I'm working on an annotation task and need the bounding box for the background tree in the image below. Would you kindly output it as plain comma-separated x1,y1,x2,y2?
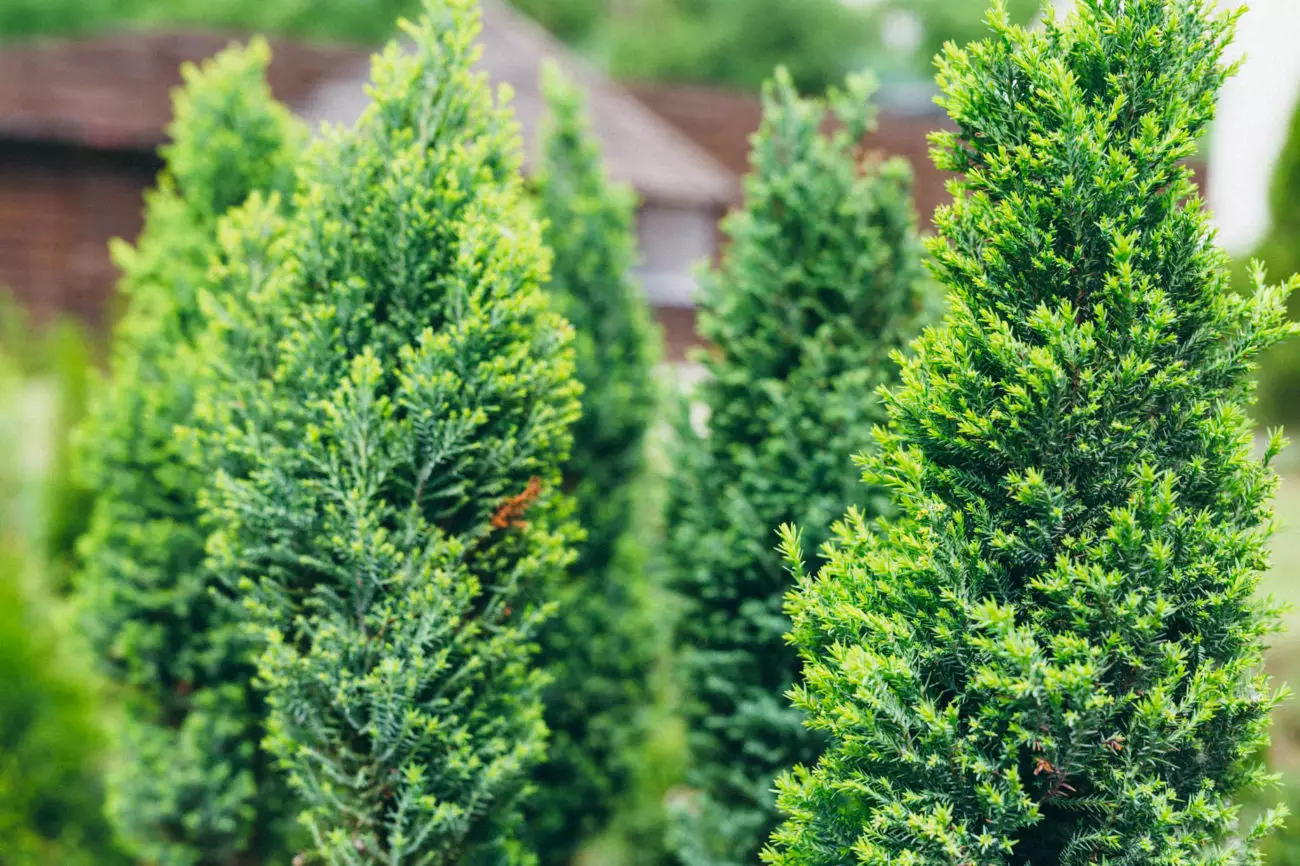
663,68,930,866
74,39,302,864
766,2,1297,863
604,0,874,93
1238,92,1300,426
524,64,661,865
194,1,581,861
0,328,125,866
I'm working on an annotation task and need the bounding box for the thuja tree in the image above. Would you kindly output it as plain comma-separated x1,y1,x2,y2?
524,65,661,864
765,2,1299,864
1241,94,1300,425
664,68,930,866
74,39,301,864
194,1,581,861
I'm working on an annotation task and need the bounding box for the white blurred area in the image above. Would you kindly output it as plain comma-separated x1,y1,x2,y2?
1209,0,1300,254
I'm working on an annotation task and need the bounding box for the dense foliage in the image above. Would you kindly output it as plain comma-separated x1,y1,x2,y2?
74,39,302,864
664,68,929,866
194,1,581,861
766,2,1298,864
525,65,661,864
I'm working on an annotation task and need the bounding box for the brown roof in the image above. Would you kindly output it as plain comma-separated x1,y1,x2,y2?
0,30,367,151
297,0,739,209
628,81,960,227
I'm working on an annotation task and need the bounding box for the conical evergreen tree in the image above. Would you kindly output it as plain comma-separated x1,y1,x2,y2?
524,65,662,865
74,39,302,864
765,2,1298,864
194,2,581,862
663,68,930,866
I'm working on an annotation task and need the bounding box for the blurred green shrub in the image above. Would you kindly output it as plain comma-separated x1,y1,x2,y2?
1238,80,1300,425
525,64,663,865
74,38,303,864
662,68,931,866
0,327,124,866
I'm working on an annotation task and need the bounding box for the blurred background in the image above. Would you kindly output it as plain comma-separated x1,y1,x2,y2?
2,0,1300,862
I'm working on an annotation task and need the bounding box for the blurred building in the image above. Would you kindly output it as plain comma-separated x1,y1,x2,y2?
0,0,738,361
0,32,363,327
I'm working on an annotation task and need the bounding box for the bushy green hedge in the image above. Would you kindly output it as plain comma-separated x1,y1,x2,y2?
663,67,930,866
194,1,582,861
74,38,303,864
767,1,1297,863
526,64,662,864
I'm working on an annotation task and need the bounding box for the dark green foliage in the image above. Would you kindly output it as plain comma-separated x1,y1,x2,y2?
766,2,1298,864
525,65,661,864
194,2,581,861
40,318,96,589
74,39,302,865
0,349,124,866
1242,94,1300,425
0,0,418,43
664,68,930,866
606,0,873,93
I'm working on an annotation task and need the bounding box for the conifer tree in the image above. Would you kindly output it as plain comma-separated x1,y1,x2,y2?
524,65,662,864
1241,94,1300,425
74,39,302,864
663,68,930,866
766,2,1298,864
194,2,582,862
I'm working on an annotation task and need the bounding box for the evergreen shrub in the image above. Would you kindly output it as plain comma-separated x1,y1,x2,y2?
74,38,303,864
526,64,661,865
663,67,930,866
195,1,581,861
766,2,1298,863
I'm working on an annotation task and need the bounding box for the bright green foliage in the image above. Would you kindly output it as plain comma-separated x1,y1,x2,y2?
194,2,582,862
524,65,661,864
1242,95,1300,425
74,39,302,865
0,346,124,866
766,2,1299,865
664,68,930,866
